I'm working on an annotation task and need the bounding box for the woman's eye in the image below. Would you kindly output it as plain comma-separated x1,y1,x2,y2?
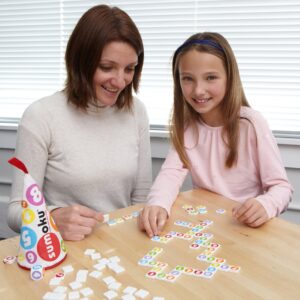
99,65,112,71
125,67,135,73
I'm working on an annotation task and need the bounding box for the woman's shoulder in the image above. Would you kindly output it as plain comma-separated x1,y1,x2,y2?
131,96,149,120
22,91,67,119
132,96,147,112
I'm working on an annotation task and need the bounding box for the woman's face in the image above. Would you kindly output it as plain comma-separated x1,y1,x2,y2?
93,41,138,106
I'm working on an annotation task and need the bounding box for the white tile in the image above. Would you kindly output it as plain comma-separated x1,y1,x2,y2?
104,290,118,299
123,286,137,295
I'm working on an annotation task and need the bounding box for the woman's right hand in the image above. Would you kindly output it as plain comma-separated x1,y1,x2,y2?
138,205,168,237
50,205,103,241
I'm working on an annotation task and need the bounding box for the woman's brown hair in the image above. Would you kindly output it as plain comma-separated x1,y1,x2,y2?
171,32,250,168
65,5,144,110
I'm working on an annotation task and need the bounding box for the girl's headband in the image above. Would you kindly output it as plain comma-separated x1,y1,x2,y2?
175,39,224,55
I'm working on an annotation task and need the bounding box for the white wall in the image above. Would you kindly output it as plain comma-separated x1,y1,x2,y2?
0,126,299,238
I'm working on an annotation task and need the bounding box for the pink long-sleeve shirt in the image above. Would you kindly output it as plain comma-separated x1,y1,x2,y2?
147,107,293,218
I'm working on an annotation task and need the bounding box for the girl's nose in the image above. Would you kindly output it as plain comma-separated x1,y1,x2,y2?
194,81,206,96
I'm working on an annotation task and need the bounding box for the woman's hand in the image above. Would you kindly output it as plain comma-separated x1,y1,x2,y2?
51,205,103,241
138,205,168,237
232,198,269,228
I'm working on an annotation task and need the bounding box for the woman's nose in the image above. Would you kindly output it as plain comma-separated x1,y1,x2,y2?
111,72,127,90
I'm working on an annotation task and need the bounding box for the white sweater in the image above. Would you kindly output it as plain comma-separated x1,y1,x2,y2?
8,91,152,232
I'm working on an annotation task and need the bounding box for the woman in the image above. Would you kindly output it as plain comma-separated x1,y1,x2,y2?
8,5,152,241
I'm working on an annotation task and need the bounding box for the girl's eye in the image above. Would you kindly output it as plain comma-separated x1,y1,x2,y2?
207,75,217,81
181,76,193,81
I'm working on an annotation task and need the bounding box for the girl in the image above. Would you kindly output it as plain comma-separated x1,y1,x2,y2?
138,32,293,237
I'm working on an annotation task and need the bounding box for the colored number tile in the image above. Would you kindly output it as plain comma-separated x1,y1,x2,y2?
197,254,207,261
167,231,178,236
169,269,181,276
115,218,124,223
156,272,167,280
31,268,43,281
122,214,133,220
219,264,230,271
201,271,215,279
182,204,193,209
131,211,140,217
229,265,241,272
107,220,117,226
206,266,217,273
174,265,185,272
183,267,195,274
190,243,200,249
215,258,226,264
194,239,204,244
156,261,168,268
149,266,164,273
3,256,16,264
210,262,222,269
183,234,193,240
163,274,178,282
146,270,157,278
193,269,204,277
138,259,151,266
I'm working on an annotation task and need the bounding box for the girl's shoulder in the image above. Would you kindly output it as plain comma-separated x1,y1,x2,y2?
239,106,271,133
240,106,269,126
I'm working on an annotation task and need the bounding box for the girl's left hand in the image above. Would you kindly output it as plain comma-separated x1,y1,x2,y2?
232,198,269,227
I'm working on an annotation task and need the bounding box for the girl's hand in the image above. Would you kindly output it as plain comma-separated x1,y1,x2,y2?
50,205,103,241
138,205,168,237
232,198,269,227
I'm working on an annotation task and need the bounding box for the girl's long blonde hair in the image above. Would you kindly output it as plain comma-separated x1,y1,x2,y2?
171,32,250,169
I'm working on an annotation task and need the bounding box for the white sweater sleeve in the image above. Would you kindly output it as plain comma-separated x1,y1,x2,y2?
130,99,152,204
7,101,50,232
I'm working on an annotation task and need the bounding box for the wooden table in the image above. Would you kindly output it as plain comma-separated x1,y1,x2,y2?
1,189,300,300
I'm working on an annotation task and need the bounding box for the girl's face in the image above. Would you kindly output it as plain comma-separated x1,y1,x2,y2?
179,49,227,126
93,41,138,106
